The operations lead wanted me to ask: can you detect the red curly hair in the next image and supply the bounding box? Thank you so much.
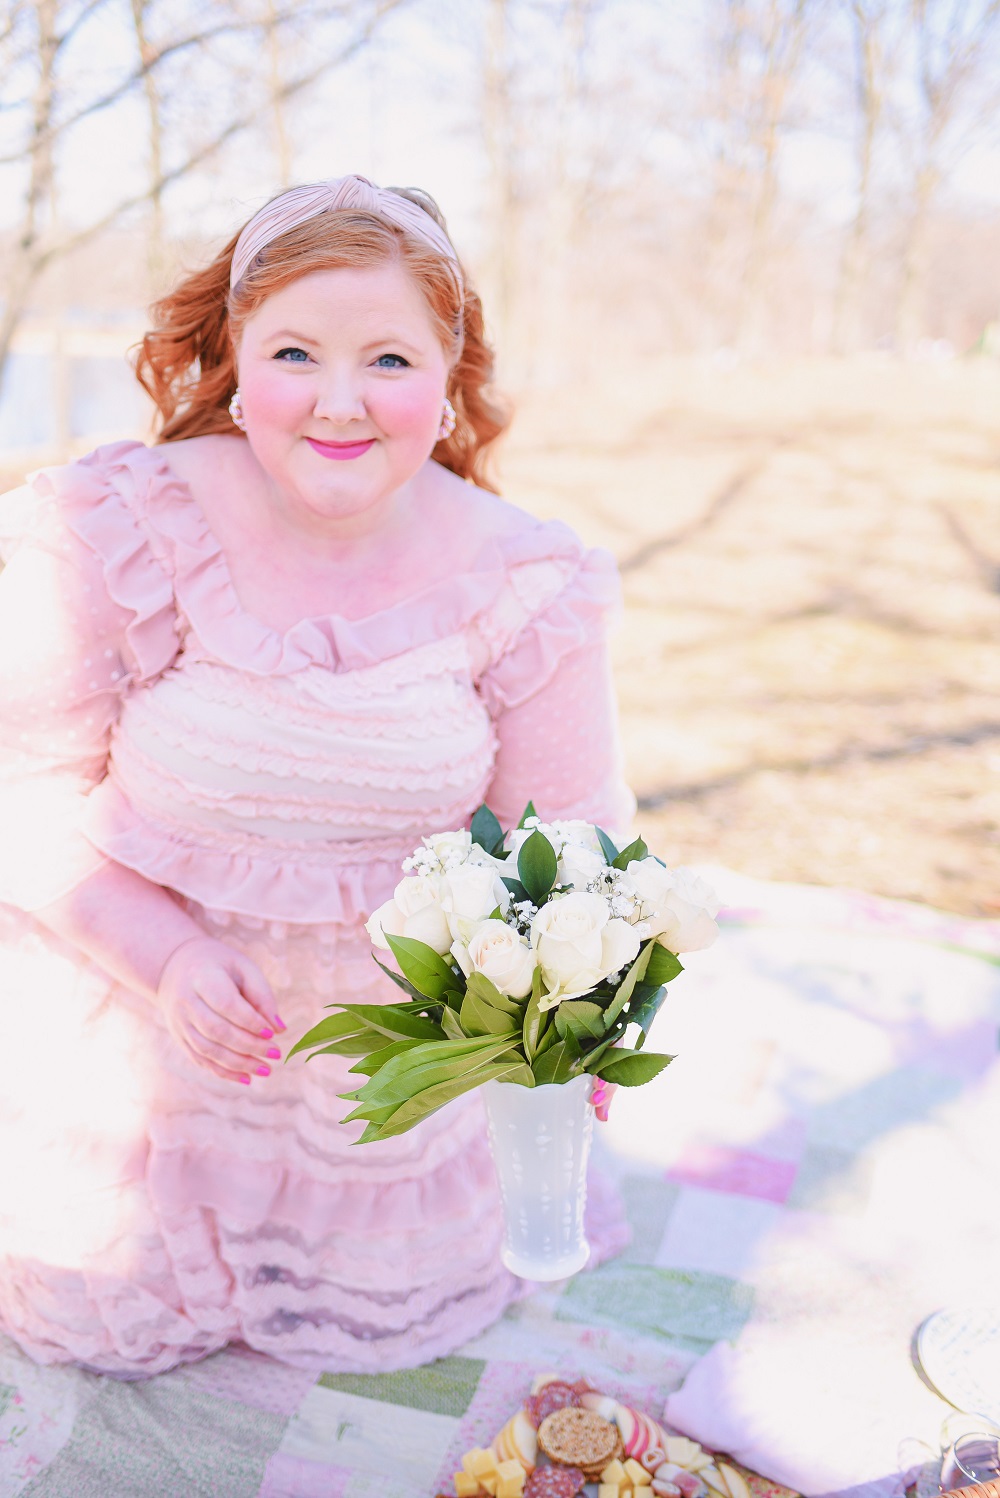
[134,188,510,491]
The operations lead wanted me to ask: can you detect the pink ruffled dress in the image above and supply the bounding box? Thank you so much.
[0,441,634,1377]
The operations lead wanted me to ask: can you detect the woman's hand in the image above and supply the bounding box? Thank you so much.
[156,937,285,1085]
[589,1077,617,1122]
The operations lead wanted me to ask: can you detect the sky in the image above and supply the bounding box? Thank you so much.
[2,0,1000,276]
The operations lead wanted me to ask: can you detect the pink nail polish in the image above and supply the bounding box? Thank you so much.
[238,1075,251,1085]
[273,1015,287,1032]
[259,1028,274,1040]
[266,1047,281,1060]
[256,1065,271,1077]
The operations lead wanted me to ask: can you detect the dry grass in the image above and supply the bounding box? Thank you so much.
[500,356,1000,916]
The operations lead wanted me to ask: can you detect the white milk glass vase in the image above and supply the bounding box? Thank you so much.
[482,1072,593,1282]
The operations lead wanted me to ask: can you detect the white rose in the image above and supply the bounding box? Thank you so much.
[365,874,452,955]
[530,891,638,1006]
[626,858,719,953]
[454,919,537,998]
[422,828,472,866]
[550,820,603,855]
[671,867,721,918]
[557,844,606,891]
[600,915,642,975]
[440,863,508,942]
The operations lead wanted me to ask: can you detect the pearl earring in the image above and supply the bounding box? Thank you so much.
[438,397,457,441]
[228,389,247,432]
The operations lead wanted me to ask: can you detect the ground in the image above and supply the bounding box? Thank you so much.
[499,356,1000,917]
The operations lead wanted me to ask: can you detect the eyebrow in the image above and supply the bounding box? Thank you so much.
[264,329,425,355]
[267,330,321,346]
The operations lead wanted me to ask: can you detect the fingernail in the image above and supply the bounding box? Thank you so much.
[266,1047,281,1060]
[273,1015,287,1032]
[259,1028,274,1040]
[255,1065,271,1077]
[238,1075,251,1085]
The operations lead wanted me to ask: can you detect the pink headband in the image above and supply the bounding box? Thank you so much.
[229,174,462,289]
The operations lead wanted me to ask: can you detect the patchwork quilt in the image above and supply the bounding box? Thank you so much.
[1,870,996,1497]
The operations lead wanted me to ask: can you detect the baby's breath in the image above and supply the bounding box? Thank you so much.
[587,866,643,922]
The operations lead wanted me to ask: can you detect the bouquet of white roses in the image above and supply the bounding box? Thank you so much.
[290,803,719,1143]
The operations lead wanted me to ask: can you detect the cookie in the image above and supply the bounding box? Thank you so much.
[537,1407,622,1480]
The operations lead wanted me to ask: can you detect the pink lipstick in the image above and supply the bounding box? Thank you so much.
[306,436,375,461]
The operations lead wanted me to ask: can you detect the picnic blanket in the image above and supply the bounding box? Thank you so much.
[0,870,996,1497]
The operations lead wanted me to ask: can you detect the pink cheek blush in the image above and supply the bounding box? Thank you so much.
[368,386,441,439]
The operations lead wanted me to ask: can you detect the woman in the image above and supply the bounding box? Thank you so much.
[0,175,633,1377]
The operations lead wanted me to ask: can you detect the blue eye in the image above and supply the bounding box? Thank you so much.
[375,353,409,369]
[275,347,310,362]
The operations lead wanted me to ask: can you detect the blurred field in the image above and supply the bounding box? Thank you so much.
[502,356,1000,917]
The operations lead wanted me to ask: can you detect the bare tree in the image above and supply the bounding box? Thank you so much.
[731,0,819,354]
[0,0,406,390]
[830,0,902,352]
[895,0,1000,351]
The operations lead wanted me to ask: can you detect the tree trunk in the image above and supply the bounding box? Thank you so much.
[129,0,166,288]
[0,0,60,394]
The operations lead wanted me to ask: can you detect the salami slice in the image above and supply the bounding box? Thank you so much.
[526,1381,580,1427]
[524,1466,585,1498]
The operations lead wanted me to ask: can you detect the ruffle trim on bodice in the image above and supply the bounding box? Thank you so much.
[14,441,620,687]
[83,779,417,924]
[6,446,181,684]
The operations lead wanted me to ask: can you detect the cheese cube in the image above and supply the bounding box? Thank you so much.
[625,1459,652,1486]
[497,1475,525,1498]
[463,1449,494,1478]
[602,1461,627,1484]
[496,1461,523,1481]
[455,1475,481,1498]
[481,1479,498,1497]
[599,1487,621,1498]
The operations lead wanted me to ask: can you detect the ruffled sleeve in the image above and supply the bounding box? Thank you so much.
[471,521,636,838]
[0,443,180,910]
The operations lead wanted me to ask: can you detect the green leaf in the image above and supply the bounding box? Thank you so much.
[363,1057,524,1140]
[501,876,529,904]
[287,1009,368,1059]
[517,829,558,905]
[517,800,538,829]
[612,836,649,871]
[302,1037,381,1061]
[554,1000,607,1043]
[347,1038,421,1076]
[531,1037,582,1086]
[471,803,505,856]
[327,1003,444,1042]
[595,826,620,865]
[372,955,425,1002]
[442,988,464,1011]
[493,1061,535,1088]
[581,1032,624,1072]
[522,965,545,1062]
[645,943,684,986]
[595,1048,674,1086]
[440,1005,466,1040]
[465,971,523,1018]
[384,933,456,1001]
[460,986,519,1037]
[603,941,655,1028]
[626,982,668,1044]
[346,1036,520,1113]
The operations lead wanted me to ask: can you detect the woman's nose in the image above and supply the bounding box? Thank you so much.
[312,377,366,427]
